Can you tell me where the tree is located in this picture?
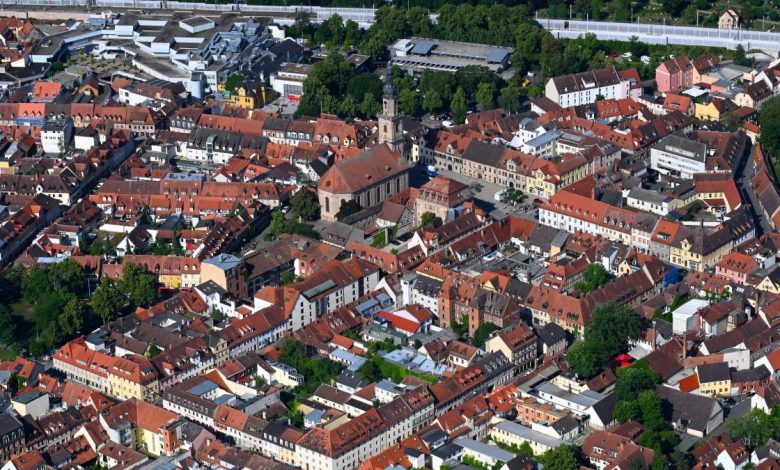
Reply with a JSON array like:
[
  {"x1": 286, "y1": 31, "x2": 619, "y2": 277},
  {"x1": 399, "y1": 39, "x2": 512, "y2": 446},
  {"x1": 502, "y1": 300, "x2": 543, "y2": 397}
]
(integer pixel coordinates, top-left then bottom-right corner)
[
  {"x1": 22, "y1": 265, "x2": 52, "y2": 302},
  {"x1": 566, "y1": 341, "x2": 602, "y2": 378},
  {"x1": 49, "y1": 259, "x2": 85, "y2": 294},
  {"x1": 670, "y1": 450, "x2": 692, "y2": 470},
  {"x1": 358, "y1": 356, "x2": 383, "y2": 382},
  {"x1": 346, "y1": 73, "x2": 383, "y2": 102},
  {"x1": 473, "y1": 323, "x2": 499, "y2": 348},
  {"x1": 475, "y1": 82, "x2": 496, "y2": 110},
  {"x1": 451, "y1": 314, "x2": 469, "y2": 338},
  {"x1": 451, "y1": 87, "x2": 468, "y2": 124},
  {"x1": 585, "y1": 301, "x2": 641, "y2": 355},
  {"x1": 727, "y1": 407, "x2": 780, "y2": 447},
  {"x1": 343, "y1": 20, "x2": 361, "y2": 48},
  {"x1": 660, "y1": 0, "x2": 687, "y2": 17},
  {"x1": 566, "y1": 301, "x2": 641, "y2": 378},
  {"x1": 336, "y1": 200, "x2": 362, "y2": 220},
  {"x1": 419, "y1": 70, "x2": 457, "y2": 104},
  {"x1": 407, "y1": 6, "x2": 432, "y2": 36},
  {"x1": 650, "y1": 453, "x2": 670, "y2": 470},
  {"x1": 422, "y1": 90, "x2": 444, "y2": 114},
  {"x1": 760, "y1": 97, "x2": 780, "y2": 167},
  {"x1": 539, "y1": 444, "x2": 581, "y2": 470},
  {"x1": 58, "y1": 297, "x2": 86, "y2": 338},
  {"x1": 92, "y1": 278, "x2": 125, "y2": 324},
  {"x1": 615, "y1": 366, "x2": 658, "y2": 400},
  {"x1": 298, "y1": 54, "x2": 354, "y2": 117},
  {"x1": 682, "y1": 4, "x2": 697, "y2": 24},
  {"x1": 121, "y1": 263, "x2": 157, "y2": 309},
  {"x1": 281, "y1": 269, "x2": 297, "y2": 286},
  {"x1": 498, "y1": 86, "x2": 520, "y2": 113},
  {"x1": 0, "y1": 306, "x2": 14, "y2": 346},
  {"x1": 269, "y1": 210, "x2": 288, "y2": 237},
  {"x1": 574, "y1": 263, "x2": 611, "y2": 293},
  {"x1": 360, "y1": 92, "x2": 382, "y2": 119},
  {"x1": 614, "y1": 400, "x2": 642, "y2": 423},
  {"x1": 290, "y1": 189, "x2": 320, "y2": 222},
  {"x1": 398, "y1": 88, "x2": 420, "y2": 116},
  {"x1": 455, "y1": 66, "x2": 498, "y2": 100},
  {"x1": 638, "y1": 390, "x2": 666, "y2": 432},
  {"x1": 315, "y1": 14, "x2": 345, "y2": 47},
  {"x1": 733, "y1": 44, "x2": 754, "y2": 67},
  {"x1": 504, "y1": 187, "x2": 525, "y2": 204},
  {"x1": 223, "y1": 74, "x2": 245, "y2": 92},
  {"x1": 340, "y1": 94, "x2": 358, "y2": 120},
  {"x1": 211, "y1": 308, "x2": 224, "y2": 325},
  {"x1": 419, "y1": 211, "x2": 443, "y2": 229},
  {"x1": 34, "y1": 293, "x2": 69, "y2": 340}
]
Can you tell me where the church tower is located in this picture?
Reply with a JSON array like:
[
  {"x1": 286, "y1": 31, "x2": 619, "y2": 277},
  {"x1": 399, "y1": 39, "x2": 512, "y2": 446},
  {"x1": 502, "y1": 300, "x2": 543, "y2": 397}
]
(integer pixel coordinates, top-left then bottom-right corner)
[{"x1": 378, "y1": 68, "x2": 405, "y2": 154}]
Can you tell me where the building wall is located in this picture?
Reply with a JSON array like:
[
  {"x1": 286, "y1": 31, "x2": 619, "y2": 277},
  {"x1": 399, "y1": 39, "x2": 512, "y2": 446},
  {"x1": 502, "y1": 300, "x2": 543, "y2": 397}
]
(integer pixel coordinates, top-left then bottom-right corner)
[
  {"x1": 699, "y1": 378, "x2": 731, "y2": 397},
  {"x1": 319, "y1": 173, "x2": 409, "y2": 222}
]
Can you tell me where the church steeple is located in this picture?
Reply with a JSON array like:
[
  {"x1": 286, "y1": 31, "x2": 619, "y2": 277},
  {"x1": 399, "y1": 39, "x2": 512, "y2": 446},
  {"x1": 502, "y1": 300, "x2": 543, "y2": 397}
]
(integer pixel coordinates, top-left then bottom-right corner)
[
  {"x1": 378, "y1": 67, "x2": 403, "y2": 154},
  {"x1": 382, "y1": 67, "x2": 398, "y2": 118}
]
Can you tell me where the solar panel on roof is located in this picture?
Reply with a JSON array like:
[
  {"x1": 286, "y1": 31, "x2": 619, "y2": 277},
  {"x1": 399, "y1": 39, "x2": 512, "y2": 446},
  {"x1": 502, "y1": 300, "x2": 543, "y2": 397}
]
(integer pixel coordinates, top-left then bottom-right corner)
[{"x1": 411, "y1": 40, "x2": 436, "y2": 55}]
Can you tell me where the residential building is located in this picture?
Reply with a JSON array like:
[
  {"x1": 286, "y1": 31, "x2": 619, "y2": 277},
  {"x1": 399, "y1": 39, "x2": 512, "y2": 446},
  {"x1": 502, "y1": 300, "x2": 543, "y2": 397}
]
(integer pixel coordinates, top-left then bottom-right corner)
[
  {"x1": 545, "y1": 67, "x2": 631, "y2": 107},
  {"x1": 719, "y1": 9, "x2": 740, "y2": 29}
]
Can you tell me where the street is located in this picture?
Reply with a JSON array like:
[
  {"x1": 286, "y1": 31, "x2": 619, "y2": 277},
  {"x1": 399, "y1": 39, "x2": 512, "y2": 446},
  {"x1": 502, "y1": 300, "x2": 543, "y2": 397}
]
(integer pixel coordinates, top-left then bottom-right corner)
[{"x1": 735, "y1": 145, "x2": 773, "y2": 235}]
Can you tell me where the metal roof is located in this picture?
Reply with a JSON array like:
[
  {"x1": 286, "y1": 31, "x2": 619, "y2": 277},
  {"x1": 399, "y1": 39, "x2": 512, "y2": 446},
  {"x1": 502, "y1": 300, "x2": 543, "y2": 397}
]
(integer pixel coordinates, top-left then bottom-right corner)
[
  {"x1": 487, "y1": 47, "x2": 511, "y2": 63},
  {"x1": 411, "y1": 40, "x2": 436, "y2": 55}
]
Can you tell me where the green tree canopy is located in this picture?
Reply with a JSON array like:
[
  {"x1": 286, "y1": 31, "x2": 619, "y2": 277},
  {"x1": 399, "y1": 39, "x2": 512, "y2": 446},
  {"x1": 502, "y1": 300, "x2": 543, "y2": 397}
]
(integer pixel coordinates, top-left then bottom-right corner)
[
  {"x1": 422, "y1": 90, "x2": 444, "y2": 114},
  {"x1": 58, "y1": 297, "x2": 86, "y2": 338},
  {"x1": 615, "y1": 365, "x2": 658, "y2": 401},
  {"x1": 420, "y1": 211, "x2": 443, "y2": 229},
  {"x1": 567, "y1": 301, "x2": 641, "y2": 378},
  {"x1": 760, "y1": 97, "x2": 780, "y2": 176},
  {"x1": 475, "y1": 82, "x2": 497, "y2": 110},
  {"x1": 290, "y1": 188, "x2": 320, "y2": 222},
  {"x1": 337, "y1": 200, "x2": 363, "y2": 219},
  {"x1": 121, "y1": 263, "x2": 157, "y2": 309},
  {"x1": 92, "y1": 278, "x2": 125, "y2": 325},
  {"x1": 539, "y1": 444, "x2": 582, "y2": 470},
  {"x1": 223, "y1": 74, "x2": 245, "y2": 92},
  {"x1": 613, "y1": 400, "x2": 642, "y2": 423},
  {"x1": 398, "y1": 88, "x2": 420, "y2": 116},
  {"x1": 637, "y1": 390, "x2": 667, "y2": 432},
  {"x1": 574, "y1": 263, "x2": 611, "y2": 293},
  {"x1": 473, "y1": 323, "x2": 500, "y2": 348},
  {"x1": 346, "y1": 73, "x2": 383, "y2": 102},
  {"x1": 298, "y1": 54, "x2": 355, "y2": 117},
  {"x1": 451, "y1": 87, "x2": 468, "y2": 124},
  {"x1": 727, "y1": 407, "x2": 780, "y2": 447},
  {"x1": 498, "y1": 85, "x2": 521, "y2": 113}
]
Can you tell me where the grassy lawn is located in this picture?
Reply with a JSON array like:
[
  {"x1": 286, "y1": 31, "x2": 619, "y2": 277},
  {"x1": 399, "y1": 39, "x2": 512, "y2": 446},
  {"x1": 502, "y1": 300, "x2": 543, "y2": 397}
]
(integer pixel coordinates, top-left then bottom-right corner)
[
  {"x1": 0, "y1": 348, "x2": 18, "y2": 361},
  {"x1": 372, "y1": 355, "x2": 439, "y2": 384}
]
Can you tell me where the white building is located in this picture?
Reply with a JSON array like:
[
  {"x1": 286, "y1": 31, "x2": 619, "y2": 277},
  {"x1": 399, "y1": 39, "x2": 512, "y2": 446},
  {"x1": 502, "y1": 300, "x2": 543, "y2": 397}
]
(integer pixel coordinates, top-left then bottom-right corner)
[
  {"x1": 271, "y1": 63, "x2": 313, "y2": 98},
  {"x1": 545, "y1": 67, "x2": 631, "y2": 107},
  {"x1": 650, "y1": 134, "x2": 707, "y2": 180},
  {"x1": 626, "y1": 187, "x2": 676, "y2": 216},
  {"x1": 672, "y1": 299, "x2": 710, "y2": 334},
  {"x1": 41, "y1": 117, "x2": 74, "y2": 155},
  {"x1": 510, "y1": 117, "x2": 548, "y2": 149}
]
